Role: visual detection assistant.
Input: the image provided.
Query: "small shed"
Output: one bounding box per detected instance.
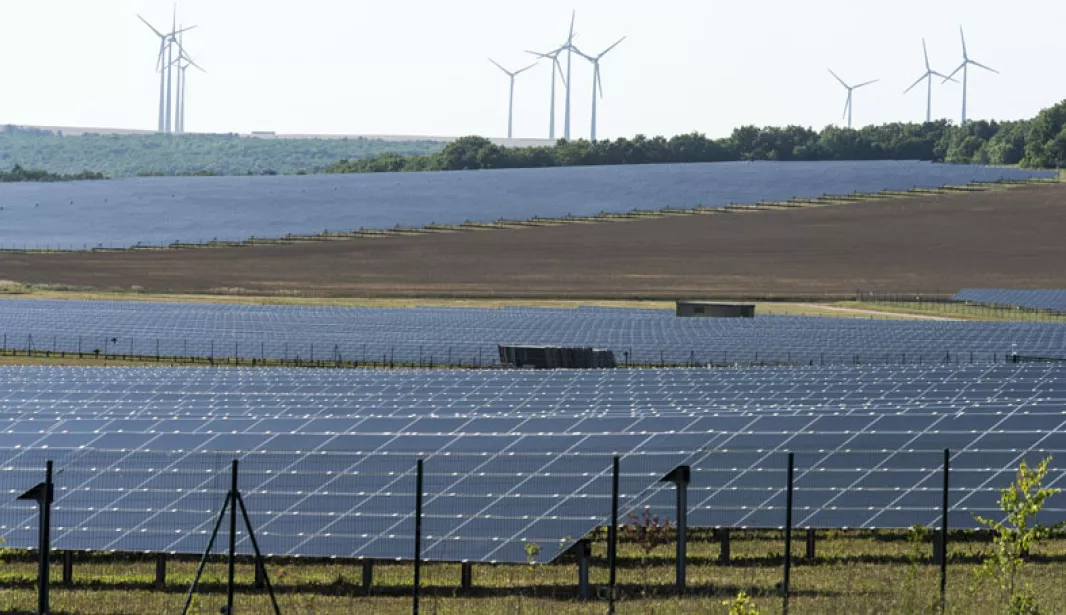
[676,301,755,318]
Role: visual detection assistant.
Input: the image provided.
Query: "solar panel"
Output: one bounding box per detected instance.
[0,364,1064,562]
[2,299,1064,366]
[0,161,1053,249]
[953,289,1066,314]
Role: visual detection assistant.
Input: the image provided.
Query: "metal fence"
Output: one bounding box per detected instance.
[3,447,1063,613]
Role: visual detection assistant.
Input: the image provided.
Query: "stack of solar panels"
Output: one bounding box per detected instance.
[0,364,1064,563]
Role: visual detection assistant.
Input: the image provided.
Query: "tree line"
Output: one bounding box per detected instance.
[328,99,1066,174]
[0,127,445,177]
[0,164,105,182]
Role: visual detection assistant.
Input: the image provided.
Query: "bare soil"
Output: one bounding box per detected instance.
[1,183,1063,299]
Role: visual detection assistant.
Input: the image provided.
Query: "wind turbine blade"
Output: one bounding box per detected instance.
[570,46,594,62]
[922,38,930,71]
[156,41,166,71]
[596,65,604,98]
[599,36,626,58]
[138,15,166,39]
[524,49,550,59]
[903,73,926,94]
[854,79,878,89]
[930,71,957,83]
[488,58,510,75]
[969,59,998,74]
[185,56,206,73]
[827,68,848,88]
[515,62,539,75]
[942,63,964,83]
[568,10,575,42]
[173,25,198,36]
[842,94,850,120]
[554,57,568,88]
[959,25,968,59]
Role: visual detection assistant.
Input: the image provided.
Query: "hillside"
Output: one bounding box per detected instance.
[0,127,445,177]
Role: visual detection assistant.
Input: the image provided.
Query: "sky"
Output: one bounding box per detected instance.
[1,0,1064,140]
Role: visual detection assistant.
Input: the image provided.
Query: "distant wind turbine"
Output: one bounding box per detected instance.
[138,13,196,134]
[525,45,568,140]
[563,11,576,140]
[172,28,206,134]
[942,26,998,125]
[573,37,626,142]
[828,69,878,129]
[904,39,955,123]
[489,59,538,139]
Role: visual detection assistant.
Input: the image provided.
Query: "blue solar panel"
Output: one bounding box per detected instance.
[0,364,1064,562]
[0,161,1053,248]
[953,289,1066,314]
[2,299,1064,366]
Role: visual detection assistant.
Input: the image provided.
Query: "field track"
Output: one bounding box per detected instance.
[0,183,1063,298]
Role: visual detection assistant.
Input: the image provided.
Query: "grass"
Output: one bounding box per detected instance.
[0,285,947,320]
[2,529,1066,613]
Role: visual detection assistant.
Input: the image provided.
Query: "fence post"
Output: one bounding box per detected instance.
[414,459,424,615]
[783,452,794,614]
[661,466,690,592]
[608,455,620,613]
[17,459,53,615]
[227,460,238,615]
[940,448,950,613]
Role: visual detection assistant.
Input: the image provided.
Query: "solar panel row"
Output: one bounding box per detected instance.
[0,161,1054,248]
[2,299,1064,366]
[0,364,1064,563]
[953,289,1066,314]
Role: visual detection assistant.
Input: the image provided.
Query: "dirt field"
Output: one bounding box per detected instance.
[1,184,1063,298]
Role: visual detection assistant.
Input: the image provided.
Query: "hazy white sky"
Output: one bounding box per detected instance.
[1,0,1063,140]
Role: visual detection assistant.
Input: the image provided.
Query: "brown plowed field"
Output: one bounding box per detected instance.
[1,184,1063,299]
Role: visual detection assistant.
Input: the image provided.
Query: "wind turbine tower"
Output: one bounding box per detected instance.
[563,11,576,140]
[904,39,955,123]
[525,46,567,140]
[171,29,205,134]
[489,59,538,139]
[573,37,625,142]
[828,69,878,129]
[943,26,998,125]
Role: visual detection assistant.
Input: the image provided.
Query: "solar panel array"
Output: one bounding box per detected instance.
[953,289,1066,314]
[0,160,1054,248]
[0,364,1064,563]
[2,299,1065,366]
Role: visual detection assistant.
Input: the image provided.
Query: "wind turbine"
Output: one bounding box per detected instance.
[942,26,998,125]
[172,30,205,134]
[488,59,538,139]
[828,69,878,129]
[563,11,576,140]
[572,37,625,142]
[138,13,196,133]
[525,45,568,140]
[904,39,955,123]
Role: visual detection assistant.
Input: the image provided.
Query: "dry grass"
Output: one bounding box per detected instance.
[1,530,1064,614]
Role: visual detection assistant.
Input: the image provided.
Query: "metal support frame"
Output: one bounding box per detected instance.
[18,459,54,615]
[718,528,731,564]
[576,539,592,599]
[660,465,691,591]
[460,562,473,593]
[362,560,373,594]
[182,459,281,615]
[62,551,74,585]
[155,554,167,588]
[805,528,816,560]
